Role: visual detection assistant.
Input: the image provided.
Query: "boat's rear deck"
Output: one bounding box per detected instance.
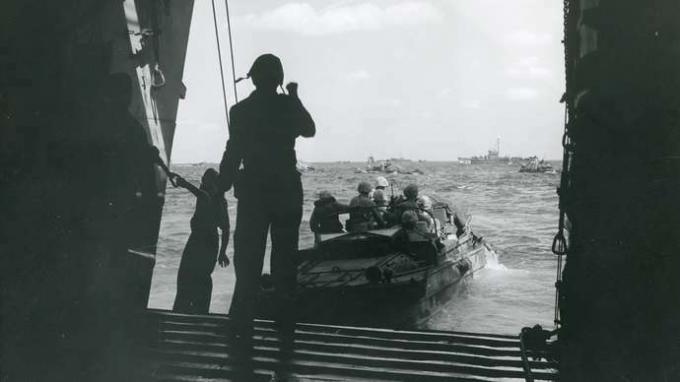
[145,310,557,381]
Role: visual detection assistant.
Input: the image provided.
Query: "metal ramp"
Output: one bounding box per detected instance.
[146,310,558,381]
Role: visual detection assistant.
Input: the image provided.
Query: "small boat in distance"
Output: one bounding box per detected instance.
[360,156,424,175]
[257,198,492,328]
[519,157,557,174]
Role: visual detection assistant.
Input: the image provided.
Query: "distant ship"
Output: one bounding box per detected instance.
[458,137,527,165]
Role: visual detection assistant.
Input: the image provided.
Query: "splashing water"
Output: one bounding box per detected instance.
[484,245,508,271]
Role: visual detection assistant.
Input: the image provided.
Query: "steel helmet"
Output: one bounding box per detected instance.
[201,168,219,185]
[403,184,419,199]
[417,195,432,210]
[373,189,387,206]
[358,181,372,194]
[375,176,389,188]
[248,53,284,86]
[318,190,333,200]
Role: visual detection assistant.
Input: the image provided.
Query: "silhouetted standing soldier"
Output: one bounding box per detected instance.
[219,54,315,375]
[173,169,230,314]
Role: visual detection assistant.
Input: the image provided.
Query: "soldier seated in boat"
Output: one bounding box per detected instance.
[388,185,442,234]
[373,189,389,222]
[388,183,420,224]
[309,191,349,235]
[350,181,375,208]
[372,176,389,205]
[397,210,441,261]
[416,195,438,232]
[347,182,385,231]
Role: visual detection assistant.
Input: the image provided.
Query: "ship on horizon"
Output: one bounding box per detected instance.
[458,137,527,165]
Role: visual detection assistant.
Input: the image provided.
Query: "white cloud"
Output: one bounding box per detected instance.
[461,100,481,109]
[437,88,452,98]
[504,31,553,46]
[238,2,442,35]
[506,87,539,100]
[377,98,402,108]
[506,56,552,79]
[345,69,371,80]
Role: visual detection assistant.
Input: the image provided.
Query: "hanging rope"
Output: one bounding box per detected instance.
[552,0,576,329]
[552,107,570,328]
[224,0,239,103]
[211,0,230,128]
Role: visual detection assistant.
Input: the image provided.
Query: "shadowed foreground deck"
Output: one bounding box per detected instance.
[145,310,557,381]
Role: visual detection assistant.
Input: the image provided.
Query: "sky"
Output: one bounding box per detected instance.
[171,0,565,163]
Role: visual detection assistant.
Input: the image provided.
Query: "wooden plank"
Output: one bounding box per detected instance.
[158,337,557,370]
[159,321,520,351]
[159,319,519,344]
[153,373,269,382]
[156,319,519,349]
[153,369,353,382]
[146,310,559,381]
[160,329,523,358]
[152,360,497,382]
[150,310,517,340]
[149,348,557,380]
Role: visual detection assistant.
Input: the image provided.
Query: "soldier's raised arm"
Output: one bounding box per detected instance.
[286,82,315,138]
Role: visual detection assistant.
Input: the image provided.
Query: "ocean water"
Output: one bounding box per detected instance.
[148,161,560,335]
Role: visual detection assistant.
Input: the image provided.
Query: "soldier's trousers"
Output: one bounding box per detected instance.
[228,177,302,334]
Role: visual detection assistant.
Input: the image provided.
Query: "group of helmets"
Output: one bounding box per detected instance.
[357,176,391,195]
[356,178,423,202]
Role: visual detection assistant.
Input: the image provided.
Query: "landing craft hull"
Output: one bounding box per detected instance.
[257,232,490,329]
[300,246,487,328]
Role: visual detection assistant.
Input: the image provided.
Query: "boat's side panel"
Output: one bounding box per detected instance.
[261,237,490,329]
[426,246,487,301]
[415,244,489,325]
